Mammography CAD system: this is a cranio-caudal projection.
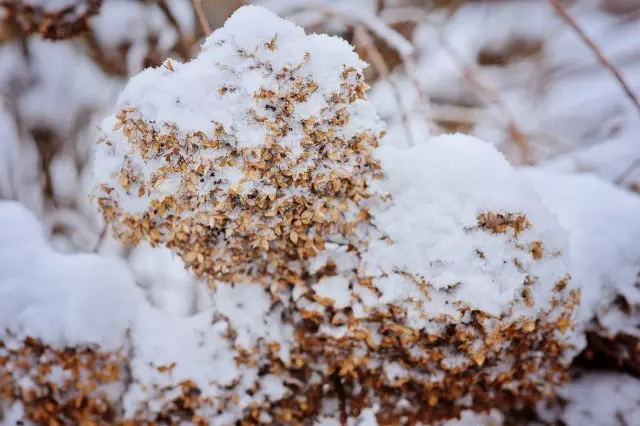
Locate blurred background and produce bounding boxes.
[2,0,640,252]
[1,1,639,424]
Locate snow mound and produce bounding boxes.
[537,372,640,426]
[282,134,579,422]
[0,201,293,424]
[0,200,141,350]
[522,169,640,339]
[364,135,573,320]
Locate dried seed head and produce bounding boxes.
[94,5,384,282]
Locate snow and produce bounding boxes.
[24,0,84,9]
[0,201,141,350]
[94,4,380,216]
[442,410,504,426]
[521,169,640,336]
[16,40,116,139]
[0,200,292,423]
[128,242,203,317]
[91,0,194,75]
[313,275,352,309]
[369,0,640,171]
[360,134,573,321]
[0,99,21,200]
[49,152,79,204]
[537,372,640,426]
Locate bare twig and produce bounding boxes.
[191,0,211,35]
[434,27,532,164]
[353,25,415,146]
[401,57,438,135]
[157,0,191,60]
[549,0,640,117]
[615,156,640,185]
[93,224,108,253]
[550,0,640,185]
[429,103,486,124]
[379,6,429,24]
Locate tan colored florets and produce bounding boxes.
[0,336,125,424]
[94,7,384,283]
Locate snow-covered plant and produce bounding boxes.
[94,4,384,282]
[0,0,195,254]
[93,5,581,424]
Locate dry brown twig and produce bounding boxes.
[325,2,436,135]
[614,156,640,185]
[92,224,109,253]
[0,0,103,40]
[191,0,211,35]
[549,0,640,184]
[156,0,191,60]
[433,25,532,164]
[417,0,533,163]
[353,25,415,146]
[549,0,640,117]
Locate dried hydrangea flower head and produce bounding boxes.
[285,137,582,423]
[1,0,102,40]
[93,6,580,424]
[94,5,384,282]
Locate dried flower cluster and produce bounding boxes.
[94,5,385,283]
[213,207,580,424]
[0,335,124,424]
[0,335,226,426]
[0,0,102,40]
[90,5,581,425]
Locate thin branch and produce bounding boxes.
[549,0,640,117]
[429,103,486,124]
[93,224,109,253]
[191,0,211,35]
[433,26,532,164]
[615,156,640,185]
[156,0,191,60]
[353,25,414,146]
[379,6,429,24]
[401,56,438,135]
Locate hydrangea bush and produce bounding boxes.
[91,6,581,424]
